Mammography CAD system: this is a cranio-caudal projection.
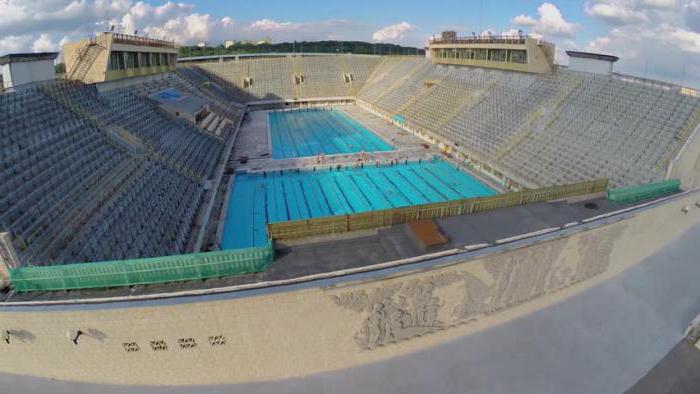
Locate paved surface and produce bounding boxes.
[627,340,700,394]
[269,196,617,280]
[1,222,698,393]
[341,105,426,148]
[231,111,270,161]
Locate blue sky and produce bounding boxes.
[1,0,699,87]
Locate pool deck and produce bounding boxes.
[232,105,431,172]
[1,194,631,303]
[267,195,619,280]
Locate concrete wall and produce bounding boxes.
[1,60,55,89]
[1,64,10,90]
[568,57,614,75]
[0,190,698,385]
[669,120,700,189]
[62,35,111,84]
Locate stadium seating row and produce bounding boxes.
[192,55,385,101]
[355,63,700,188]
[0,73,234,265]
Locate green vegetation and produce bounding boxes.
[180,40,425,58]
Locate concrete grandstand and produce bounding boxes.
[0,30,700,393]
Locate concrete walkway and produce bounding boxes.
[1,223,699,393]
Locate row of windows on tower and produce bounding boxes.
[434,48,528,64]
[109,51,177,71]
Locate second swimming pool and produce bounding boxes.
[269,109,394,159]
[221,159,496,249]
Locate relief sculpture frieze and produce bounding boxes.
[332,224,627,349]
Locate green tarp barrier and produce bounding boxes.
[607,179,681,204]
[9,242,275,292]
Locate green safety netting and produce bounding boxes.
[607,179,681,204]
[10,242,274,292]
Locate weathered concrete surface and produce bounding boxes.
[627,340,700,394]
[0,222,698,393]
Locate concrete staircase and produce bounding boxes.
[68,43,103,81]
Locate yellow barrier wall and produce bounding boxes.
[268,179,609,241]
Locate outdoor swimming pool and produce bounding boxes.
[269,108,394,159]
[221,158,496,249]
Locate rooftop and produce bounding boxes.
[429,35,549,46]
[103,32,179,50]
[566,50,619,63]
[148,88,208,116]
[0,52,58,66]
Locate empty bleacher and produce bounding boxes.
[339,55,384,96]
[354,61,700,188]
[57,161,203,263]
[357,57,428,104]
[500,72,700,187]
[192,55,406,102]
[400,67,498,132]
[0,77,229,266]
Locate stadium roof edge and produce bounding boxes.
[566,50,619,63]
[0,52,59,66]
[177,52,384,62]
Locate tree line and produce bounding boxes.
[179,41,425,58]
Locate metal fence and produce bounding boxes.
[268,179,609,241]
[607,179,681,204]
[10,242,274,292]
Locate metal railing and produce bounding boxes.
[268,179,609,241]
[110,33,178,49]
[430,35,535,45]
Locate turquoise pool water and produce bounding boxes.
[221,159,496,249]
[269,109,394,159]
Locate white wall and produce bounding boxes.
[1,64,11,89]
[5,60,56,89]
[568,57,613,75]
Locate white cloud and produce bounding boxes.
[0,35,33,55]
[642,0,676,8]
[0,1,393,55]
[512,2,577,38]
[372,22,415,42]
[667,26,700,52]
[584,1,649,25]
[0,0,132,37]
[249,19,293,31]
[500,28,521,37]
[586,24,700,87]
[688,1,700,31]
[580,0,700,87]
[31,33,56,52]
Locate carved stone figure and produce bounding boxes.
[454,272,491,319]
[333,225,627,350]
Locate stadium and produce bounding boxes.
[0,28,700,392]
